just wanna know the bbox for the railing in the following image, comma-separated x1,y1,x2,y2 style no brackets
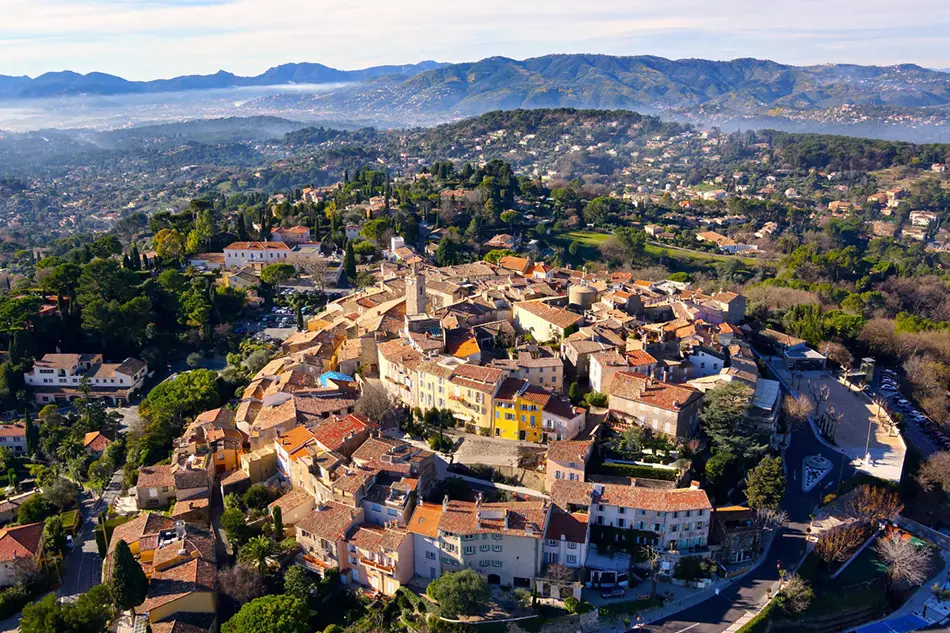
360,557,395,574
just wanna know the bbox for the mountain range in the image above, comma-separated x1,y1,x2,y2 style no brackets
0,61,446,99
6,54,950,142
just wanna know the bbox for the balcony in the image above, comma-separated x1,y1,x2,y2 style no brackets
299,553,338,575
360,557,396,575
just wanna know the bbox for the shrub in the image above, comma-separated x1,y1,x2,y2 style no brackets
564,596,580,613
595,463,678,481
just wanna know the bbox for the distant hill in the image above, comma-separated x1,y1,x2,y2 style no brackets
315,54,950,115
0,61,447,99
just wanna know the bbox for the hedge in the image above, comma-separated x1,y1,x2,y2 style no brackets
736,599,778,633
594,463,678,481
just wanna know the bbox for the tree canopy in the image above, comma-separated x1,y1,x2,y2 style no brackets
222,594,311,633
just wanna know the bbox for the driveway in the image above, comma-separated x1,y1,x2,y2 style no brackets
645,426,854,633
59,470,123,600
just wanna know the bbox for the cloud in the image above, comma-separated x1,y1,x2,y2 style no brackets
1,0,949,78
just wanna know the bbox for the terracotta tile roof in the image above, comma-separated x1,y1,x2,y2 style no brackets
499,256,531,273
378,339,424,371
545,511,588,543
515,301,583,330
311,414,377,452
152,526,216,569
544,395,583,421
450,364,504,392
33,353,99,370
0,522,44,561
140,558,216,612
495,377,529,401
170,498,210,519
591,350,628,368
296,502,361,541
608,372,702,412
276,425,317,456
225,241,291,251
626,350,658,366
438,500,547,538
406,502,443,538
0,424,26,438
268,487,314,512
109,513,177,554
546,440,593,465
550,480,595,509
253,399,298,431
138,464,175,489
595,484,712,513
347,526,408,552
445,330,480,359
331,465,377,494
150,614,216,633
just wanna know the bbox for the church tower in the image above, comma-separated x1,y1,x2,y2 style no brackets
406,267,426,317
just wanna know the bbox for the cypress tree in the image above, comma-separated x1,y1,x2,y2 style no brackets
344,242,356,279
272,506,284,541
109,539,148,609
296,305,304,331
24,410,38,457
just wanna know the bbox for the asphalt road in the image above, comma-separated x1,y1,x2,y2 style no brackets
644,427,854,633
58,470,124,600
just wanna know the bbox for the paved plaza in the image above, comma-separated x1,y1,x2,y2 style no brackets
765,360,905,482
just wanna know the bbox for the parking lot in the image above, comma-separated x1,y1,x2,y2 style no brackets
873,367,948,457
765,358,906,482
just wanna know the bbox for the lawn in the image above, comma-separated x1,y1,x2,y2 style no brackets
644,243,765,267
562,231,612,246
556,229,775,272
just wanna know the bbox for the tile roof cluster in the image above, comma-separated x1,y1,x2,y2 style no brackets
608,372,701,412
296,502,361,541
140,558,217,612
546,440,593,465
138,464,175,489
438,500,547,538
406,502,443,538
348,525,409,552
550,480,711,513
545,511,589,543
311,413,377,452
515,301,584,329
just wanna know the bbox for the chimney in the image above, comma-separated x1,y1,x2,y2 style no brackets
475,492,483,508
442,494,449,512
690,480,700,490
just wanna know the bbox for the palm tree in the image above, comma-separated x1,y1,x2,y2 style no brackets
238,535,277,575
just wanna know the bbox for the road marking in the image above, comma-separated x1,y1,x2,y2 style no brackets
671,624,701,633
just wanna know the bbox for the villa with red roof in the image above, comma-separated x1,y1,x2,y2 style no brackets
0,522,45,587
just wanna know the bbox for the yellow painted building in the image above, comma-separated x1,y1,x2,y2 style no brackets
492,378,546,442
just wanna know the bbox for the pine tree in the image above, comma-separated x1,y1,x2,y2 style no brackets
344,242,356,279
109,539,148,609
24,410,38,457
272,506,284,541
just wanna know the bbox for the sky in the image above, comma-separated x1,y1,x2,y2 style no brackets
2,0,950,79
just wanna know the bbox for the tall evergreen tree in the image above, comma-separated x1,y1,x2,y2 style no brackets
24,410,38,456
344,242,356,279
272,506,284,541
109,539,149,609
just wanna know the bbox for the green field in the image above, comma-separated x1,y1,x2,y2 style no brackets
560,230,769,269
562,231,611,246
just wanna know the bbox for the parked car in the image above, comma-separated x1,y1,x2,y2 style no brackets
66,535,73,549
601,587,627,599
